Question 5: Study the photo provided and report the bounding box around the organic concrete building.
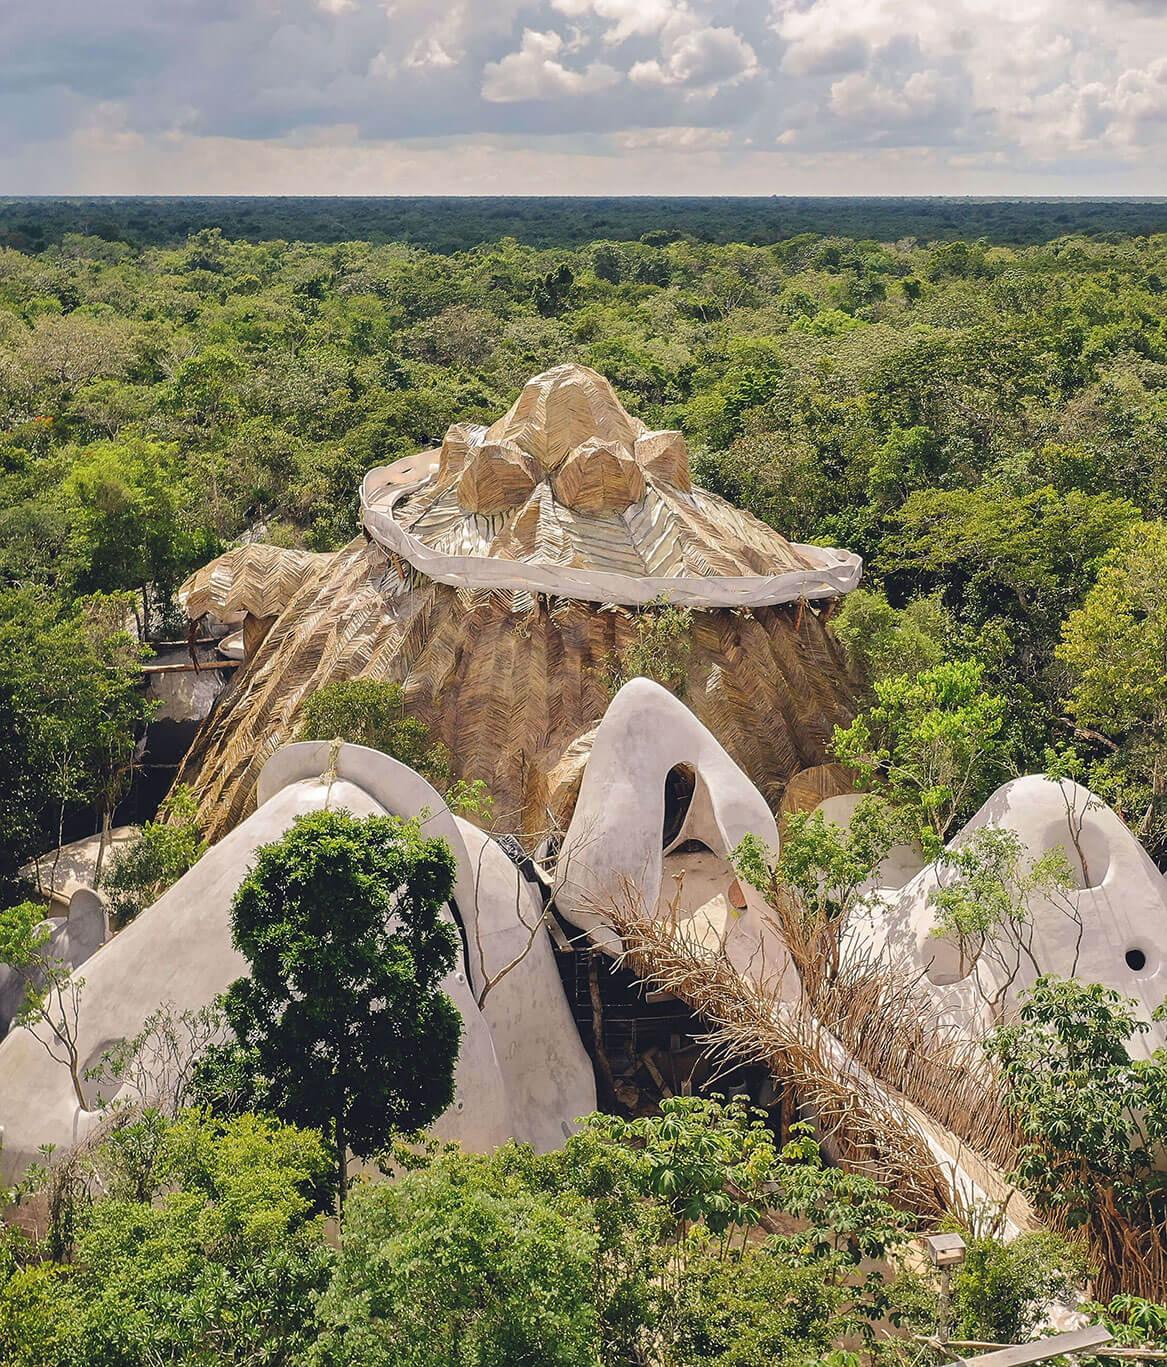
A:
[0,741,595,1180]
[175,364,861,841]
[3,363,1166,1254]
[6,676,1164,1233]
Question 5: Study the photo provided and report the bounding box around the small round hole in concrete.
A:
[1126,948,1147,972]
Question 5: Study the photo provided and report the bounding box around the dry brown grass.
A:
[594,877,1009,1224]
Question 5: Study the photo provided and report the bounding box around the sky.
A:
[2,0,1166,196]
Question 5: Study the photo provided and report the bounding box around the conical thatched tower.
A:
[176,365,861,841]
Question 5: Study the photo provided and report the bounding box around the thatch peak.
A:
[179,543,329,623]
[434,363,691,515]
[360,362,862,608]
[486,363,649,475]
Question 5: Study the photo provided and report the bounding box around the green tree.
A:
[315,1100,914,1367]
[297,679,451,786]
[691,431,827,541]
[886,485,1138,651]
[0,1110,334,1365]
[737,796,910,929]
[0,901,87,1108]
[865,424,936,508]
[1056,520,1167,860]
[988,977,1167,1226]
[212,810,462,1209]
[62,438,215,623]
[832,588,953,688]
[988,976,1167,1298]
[0,681,41,904]
[928,826,1081,1000]
[832,660,1011,852]
[532,262,575,318]
[314,1156,601,1367]
[948,1232,1086,1344]
[0,590,152,900]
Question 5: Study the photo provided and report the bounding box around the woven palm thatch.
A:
[175,366,861,842]
[779,764,858,820]
[362,365,859,603]
[180,544,331,623]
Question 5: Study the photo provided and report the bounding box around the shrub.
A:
[949,1232,1087,1343]
[100,785,206,929]
[606,599,694,697]
[297,679,451,785]
[0,1110,334,1365]
[314,1158,600,1367]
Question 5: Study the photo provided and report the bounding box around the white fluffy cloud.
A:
[829,69,950,125]
[0,0,1164,192]
[771,0,1167,162]
[631,25,759,90]
[482,28,620,101]
[550,0,678,43]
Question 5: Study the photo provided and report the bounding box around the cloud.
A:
[481,29,621,102]
[767,0,1167,164]
[550,0,678,43]
[0,0,1163,193]
[405,36,459,70]
[614,124,734,150]
[631,25,759,92]
[829,69,951,126]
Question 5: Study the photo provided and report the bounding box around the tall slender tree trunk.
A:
[49,797,67,908]
[335,1109,348,1221]
[94,804,113,884]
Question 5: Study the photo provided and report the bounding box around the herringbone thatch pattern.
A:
[175,533,857,842]
[780,764,858,819]
[175,364,861,842]
[180,544,330,622]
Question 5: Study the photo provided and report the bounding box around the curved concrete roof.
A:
[0,744,594,1181]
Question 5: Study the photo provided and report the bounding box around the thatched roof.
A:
[180,544,330,623]
[174,365,861,841]
[362,365,860,607]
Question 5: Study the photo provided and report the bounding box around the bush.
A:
[606,599,694,697]
[0,1110,335,1365]
[100,785,207,929]
[297,679,451,786]
[949,1232,1087,1343]
[313,1157,601,1366]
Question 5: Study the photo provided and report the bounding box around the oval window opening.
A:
[1126,948,1147,972]
[662,764,696,849]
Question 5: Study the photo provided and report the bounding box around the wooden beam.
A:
[146,637,221,650]
[939,1341,1167,1364]
[956,1326,1113,1366]
[140,660,242,675]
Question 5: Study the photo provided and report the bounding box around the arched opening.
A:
[79,1037,126,1111]
[662,764,696,849]
[1040,817,1112,891]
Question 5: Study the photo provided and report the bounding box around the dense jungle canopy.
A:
[3,196,1167,253]
[2,211,1167,885]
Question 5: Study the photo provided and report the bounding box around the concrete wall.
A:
[0,744,594,1181]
